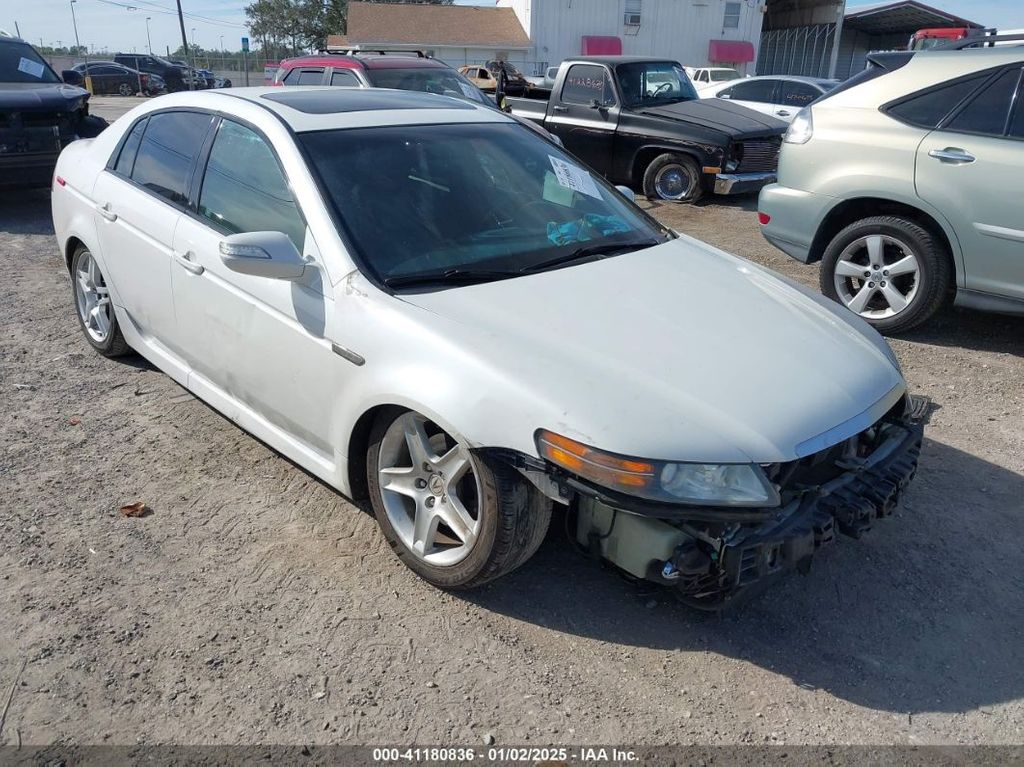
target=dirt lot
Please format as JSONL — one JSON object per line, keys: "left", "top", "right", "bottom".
{"left": 1, "top": 165, "right": 1023, "bottom": 748}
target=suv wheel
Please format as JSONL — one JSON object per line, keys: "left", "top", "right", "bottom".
{"left": 367, "top": 409, "right": 551, "bottom": 589}
{"left": 821, "top": 215, "right": 950, "bottom": 334}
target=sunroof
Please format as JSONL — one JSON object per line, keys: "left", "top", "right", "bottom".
{"left": 261, "top": 89, "right": 475, "bottom": 114}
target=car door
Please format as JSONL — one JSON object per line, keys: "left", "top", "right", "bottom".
{"left": 546, "top": 63, "right": 618, "bottom": 175}
{"left": 915, "top": 65, "right": 1024, "bottom": 301}
{"left": 170, "top": 117, "right": 341, "bottom": 455}
{"left": 284, "top": 67, "right": 326, "bottom": 85}
{"left": 775, "top": 80, "right": 822, "bottom": 122}
{"left": 715, "top": 79, "right": 779, "bottom": 117}
{"left": 92, "top": 110, "right": 215, "bottom": 380}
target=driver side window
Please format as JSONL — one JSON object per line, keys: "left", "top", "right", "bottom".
{"left": 561, "top": 64, "right": 615, "bottom": 106}
{"left": 198, "top": 119, "right": 306, "bottom": 251}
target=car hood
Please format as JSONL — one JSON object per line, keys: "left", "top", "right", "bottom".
{"left": 0, "top": 83, "right": 89, "bottom": 112}
{"left": 636, "top": 98, "right": 786, "bottom": 139}
{"left": 398, "top": 236, "right": 904, "bottom": 464}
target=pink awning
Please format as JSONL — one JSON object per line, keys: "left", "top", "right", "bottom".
{"left": 708, "top": 39, "right": 755, "bottom": 63}
{"left": 581, "top": 36, "right": 622, "bottom": 55}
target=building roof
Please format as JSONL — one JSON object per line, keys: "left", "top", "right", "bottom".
{"left": 327, "top": 2, "right": 530, "bottom": 51}
{"left": 845, "top": 1, "right": 983, "bottom": 35}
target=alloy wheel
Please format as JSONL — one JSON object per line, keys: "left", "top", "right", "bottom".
{"left": 653, "top": 163, "right": 696, "bottom": 200}
{"left": 74, "top": 252, "right": 113, "bottom": 344}
{"left": 833, "top": 234, "right": 920, "bottom": 320}
{"left": 118, "top": 83, "right": 133, "bottom": 97}
{"left": 376, "top": 412, "right": 482, "bottom": 567}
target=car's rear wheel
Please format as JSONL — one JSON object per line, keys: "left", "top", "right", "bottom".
{"left": 821, "top": 215, "right": 950, "bottom": 334}
{"left": 367, "top": 409, "right": 551, "bottom": 589}
{"left": 643, "top": 153, "right": 703, "bottom": 204}
{"left": 118, "top": 82, "right": 133, "bottom": 97}
{"left": 71, "top": 246, "right": 131, "bottom": 357}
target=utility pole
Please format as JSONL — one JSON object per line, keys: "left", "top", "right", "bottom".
{"left": 69, "top": 0, "right": 81, "bottom": 54}
{"left": 174, "top": 0, "right": 193, "bottom": 89}
{"left": 146, "top": 16, "right": 152, "bottom": 53}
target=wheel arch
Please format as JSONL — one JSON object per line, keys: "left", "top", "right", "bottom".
{"left": 64, "top": 236, "right": 86, "bottom": 272}
{"left": 809, "top": 197, "right": 962, "bottom": 289}
{"left": 631, "top": 144, "right": 705, "bottom": 188}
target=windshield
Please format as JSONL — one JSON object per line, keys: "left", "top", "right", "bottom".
{"left": 616, "top": 62, "right": 699, "bottom": 108}
{"left": 0, "top": 42, "right": 61, "bottom": 84}
{"left": 366, "top": 67, "right": 490, "bottom": 105}
{"left": 710, "top": 69, "right": 741, "bottom": 82}
{"left": 300, "top": 122, "right": 670, "bottom": 289}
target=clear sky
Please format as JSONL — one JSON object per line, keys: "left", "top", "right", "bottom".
{"left": 4, "top": 0, "right": 1023, "bottom": 57}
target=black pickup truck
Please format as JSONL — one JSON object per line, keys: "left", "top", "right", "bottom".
{"left": 1, "top": 34, "right": 106, "bottom": 189}
{"left": 507, "top": 57, "right": 787, "bottom": 203}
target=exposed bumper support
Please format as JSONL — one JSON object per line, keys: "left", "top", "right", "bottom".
{"left": 714, "top": 171, "right": 776, "bottom": 195}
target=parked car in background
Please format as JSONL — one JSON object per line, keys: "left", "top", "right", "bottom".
{"left": 686, "top": 66, "right": 742, "bottom": 89}
{"left": 700, "top": 75, "right": 839, "bottom": 122}
{"left": 214, "top": 75, "right": 232, "bottom": 88}
{"left": 71, "top": 61, "right": 165, "bottom": 96}
{"left": 113, "top": 53, "right": 190, "bottom": 92}
{"left": 0, "top": 32, "right": 106, "bottom": 188}
{"left": 169, "top": 60, "right": 210, "bottom": 89}
{"left": 524, "top": 66, "right": 560, "bottom": 91}
{"left": 460, "top": 65, "right": 498, "bottom": 91}
{"left": 759, "top": 42, "right": 1024, "bottom": 333}
{"left": 197, "top": 68, "right": 219, "bottom": 88}
{"left": 508, "top": 57, "right": 787, "bottom": 203}
{"left": 51, "top": 86, "right": 925, "bottom": 607}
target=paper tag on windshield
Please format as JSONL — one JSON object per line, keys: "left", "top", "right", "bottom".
{"left": 548, "top": 156, "right": 601, "bottom": 200}
{"left": 18, "top": 57, "right": 46, "bottom": 79}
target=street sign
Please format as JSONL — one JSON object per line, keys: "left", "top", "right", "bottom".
{"left": 241, "top": 36, "right": 249, "bottom": 52}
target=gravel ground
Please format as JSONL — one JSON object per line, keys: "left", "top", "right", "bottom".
{"left": 1, "top": 175, "right": 1022, "bottom": 750}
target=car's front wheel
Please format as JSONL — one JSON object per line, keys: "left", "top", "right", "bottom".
{"left": 71, "top": 246, "right": 131, "bottom": 357}
{"left": 643, "top": 153, "right": 703, "bottom": 204}
{"left": 367, "top": 409, "right": 551, "bottom": 589}
{"left": 821, "top": 215, "right": 950, "bottom": 334}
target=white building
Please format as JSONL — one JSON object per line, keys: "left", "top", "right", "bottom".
{"left": 497, "top": 0, "right": 767, "bottom": 76}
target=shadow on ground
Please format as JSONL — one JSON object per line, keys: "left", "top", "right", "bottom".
{"left": 0, "top": 189, "right": 54, "bottom": 237}
{"left": 464, "top": 437, "right": 1024, "bottom": 716}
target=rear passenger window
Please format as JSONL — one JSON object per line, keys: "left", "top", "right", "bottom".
{"left": 722, "top": 79, "right": 776, "bottom": 103}
{"left": 130, "top": 111, "right": 213, "bottom": 205}
{"left": 198, "top": 120, "right": 306, "bottom": 251}
{"left": 285, "top": 68, "right": 324, "bottom": 85}
{"left": 330, "top": 69, "right": 359, "bottom": 86}
{"left": 945, "top": 68, "right": 1023, "bottom": 137}
{"left": 112, "top": 117, "right": 147, "bottom": 176}
{"left": 781, "top": 81, "right": 821, "bottom": 107}
{"left": 1010, "top": 91, "right": 1024, "bottom": 138}
{"left": 887, "top": 73, "right": 987, "bottom": 129}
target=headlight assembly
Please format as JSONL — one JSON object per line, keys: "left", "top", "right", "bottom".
{"left": 535, "top": 429, "right": 779, "bottom": 507}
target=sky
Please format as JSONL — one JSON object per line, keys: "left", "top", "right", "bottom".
{"left": 4, "top": 0, "right": 1023, "bottom": 58}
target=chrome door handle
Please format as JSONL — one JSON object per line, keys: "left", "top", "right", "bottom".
{"left": 172, "top": 250, "right": 204, "bottom": 275}
{"left": 551, "top": 105, "right": 569, "bottom": 114}
{"left": 929, "top": 147, "right": 976, "bottom": 164}
{"left": 777, "top": 110, "right": 791, "bottom": 117}
{"left": 97, "top": 203, "right": 117, "bottom": 222}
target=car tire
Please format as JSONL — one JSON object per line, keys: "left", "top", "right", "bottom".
{"left": 367, "top": 408, "right": 551, "bottom": 589}
{"left": 118, "top": 82, "right": 133, "bottom": 97}
{"left": 70, "top": 246, "right": 132, "bottom": 357}
{"left": 820, "top": 215, "right": 950, "bottom": 335}
{"left": 643, "top": 153, "right": 703, "bottom": 204}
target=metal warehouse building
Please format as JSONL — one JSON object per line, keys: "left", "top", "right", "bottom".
{"left": 758, "top": 0, "right": 982, "bottom": 80}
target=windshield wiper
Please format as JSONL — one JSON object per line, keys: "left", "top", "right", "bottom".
{"left": 384, "top": 268, "right": 520, "bottom": 289}
{"left": 522, "top": 239, "right": 661, "bottom": 274}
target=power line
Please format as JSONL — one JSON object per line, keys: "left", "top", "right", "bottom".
{"left": 89, "top": 0, "right": 246, "bottom": 28}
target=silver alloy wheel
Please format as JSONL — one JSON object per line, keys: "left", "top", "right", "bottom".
{"left": 377, "top": 412, "right": 483, "bottom": 567}
{"left": 74, "top": 251, "right": 113, "bottom": 343}
{"left": 653, "top": 163, "right": 695, "bottom": 200}
{"left": 118, "top": 83, "right": 133, "bottom": 96}
{"left": 833, "top": 234, "right": 921, "bottom": 320}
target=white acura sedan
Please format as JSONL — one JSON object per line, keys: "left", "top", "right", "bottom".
{"left": 52, "top": 87, "right": 925, "bottom": 607}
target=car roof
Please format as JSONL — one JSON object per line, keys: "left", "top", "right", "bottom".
{"left": 567, "top": 56, "right": 681, "bottom": 66}
{"left": 152, "top": 86, "right": 511, "bottom": 133}
{"left": 280, "top": 53, "right": 451, "bottom": 71}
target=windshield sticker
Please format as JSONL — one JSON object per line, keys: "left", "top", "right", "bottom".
{"left": 548, "top": 156, "right": 601, "bottom": 200}
{"left": 18, "top": 57, "right": 46, "bottom": 79}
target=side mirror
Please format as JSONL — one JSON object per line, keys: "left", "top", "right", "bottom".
{"left": 615, "top": 185, "right": 636, "bottom": 203}
{"left": 219, "top": 231, "right": 306, "bottom": 280}
{"left": 62, "top": 69, "right": 84, "bottom": 86}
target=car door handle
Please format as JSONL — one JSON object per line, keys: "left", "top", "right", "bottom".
{"left": 551, "top": 105, "right": 569, "bottom": 114}
{"left": 929, "top": 147, "right": 976, "bottom": 164}
{"left": 97, "top": 203, "right": 117, "bottom": 222}
{"left": 776, "top": 110, "right": 791, "bottom": 117}
{"left": 172, "top": 249, "right": 204, "bottom": 275}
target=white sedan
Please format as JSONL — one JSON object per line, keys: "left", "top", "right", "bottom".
{"left": 700, "top": 75, "right": 839, "bottom": 122}
{"left": 52, "top": 87, "right": 924, "bottom": 607}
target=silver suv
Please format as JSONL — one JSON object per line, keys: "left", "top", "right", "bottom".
{"left": 758, "top": 42, "right": 1024, "bottom": 333}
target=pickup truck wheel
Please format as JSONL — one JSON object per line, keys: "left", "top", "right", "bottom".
{"left": 367, "top": 409, "right": 551, "bottom": 589}
{"left": 643, "top": 153, "right": 703, "bottom": 204}
{"left": 70, "top": 246, "right": 131, "bottom": 357}
{"left": 820, "top": 215, "right": 950, "bottom": 335}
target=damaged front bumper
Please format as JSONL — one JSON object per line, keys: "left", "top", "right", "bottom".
{"left": 533, "top": 395, "right": 928, "bottom": 609}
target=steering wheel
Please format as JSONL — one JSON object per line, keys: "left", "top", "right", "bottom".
{"left": 653, "top": 82, "right": 673, "bottom": 97}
